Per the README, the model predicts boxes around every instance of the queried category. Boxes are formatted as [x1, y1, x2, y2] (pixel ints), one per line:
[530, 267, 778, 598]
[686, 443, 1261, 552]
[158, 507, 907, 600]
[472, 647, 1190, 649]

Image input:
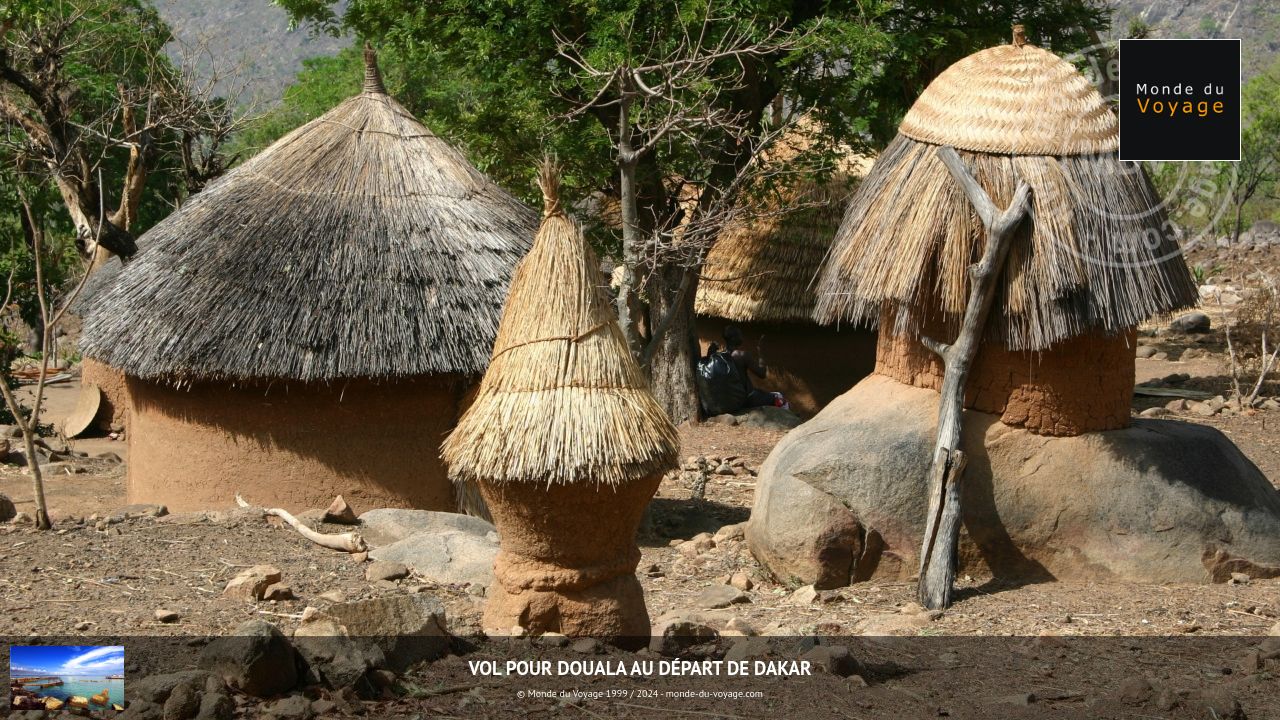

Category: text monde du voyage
[1133, 82, 1229, 118]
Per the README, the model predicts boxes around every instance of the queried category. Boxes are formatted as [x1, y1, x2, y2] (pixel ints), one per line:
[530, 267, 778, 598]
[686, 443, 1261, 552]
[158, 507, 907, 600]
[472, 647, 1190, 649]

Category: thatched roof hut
[693, 132, 876, 415]
[443, 165, 676, 642]
[443, 165, 678, 486]
[814, 40, 1197, 351]
[77, 47, 537, 512]
[813, 36, 1198, 436]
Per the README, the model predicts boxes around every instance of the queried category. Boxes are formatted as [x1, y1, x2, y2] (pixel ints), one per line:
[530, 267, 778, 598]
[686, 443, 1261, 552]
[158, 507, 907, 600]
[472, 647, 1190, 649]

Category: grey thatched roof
[80, 50, 536, 383]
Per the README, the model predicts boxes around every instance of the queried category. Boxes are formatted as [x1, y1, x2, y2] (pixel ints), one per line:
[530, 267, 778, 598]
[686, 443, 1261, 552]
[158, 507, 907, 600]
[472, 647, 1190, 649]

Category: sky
[9, 646, 125, 677]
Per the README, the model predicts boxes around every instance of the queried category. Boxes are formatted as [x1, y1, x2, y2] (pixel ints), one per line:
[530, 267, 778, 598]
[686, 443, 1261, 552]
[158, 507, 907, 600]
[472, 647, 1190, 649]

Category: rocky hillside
[154, 0, 349, 104]
[1113, 0, 1279, 76]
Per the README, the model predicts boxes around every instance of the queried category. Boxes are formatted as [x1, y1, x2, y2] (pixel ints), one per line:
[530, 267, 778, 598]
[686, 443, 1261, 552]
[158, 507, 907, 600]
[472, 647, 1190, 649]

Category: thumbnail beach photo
[9, 646, 125, 716]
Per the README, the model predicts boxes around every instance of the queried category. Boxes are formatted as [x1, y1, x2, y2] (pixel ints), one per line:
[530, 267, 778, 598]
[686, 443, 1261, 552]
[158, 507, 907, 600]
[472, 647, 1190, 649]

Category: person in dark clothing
[722, 325, 786, 409]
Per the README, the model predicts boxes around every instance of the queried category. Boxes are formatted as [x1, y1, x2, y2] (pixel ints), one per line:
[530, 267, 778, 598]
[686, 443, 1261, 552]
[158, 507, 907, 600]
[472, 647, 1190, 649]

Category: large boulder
[358, 509, 495, 547]
[747, 375, 1280, 587]
[198, 619, 298, 697]
[368, 530, 497, 588]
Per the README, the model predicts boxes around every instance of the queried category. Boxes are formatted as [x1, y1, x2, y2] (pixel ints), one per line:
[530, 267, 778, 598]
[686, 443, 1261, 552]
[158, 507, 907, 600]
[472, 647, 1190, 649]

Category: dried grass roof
[695, 128, 872, 324]
[79, 48, 536, 383]
[899, 43, 1118, 156]
[813, 42, 1197, 351]
[442, 165, 679, 486]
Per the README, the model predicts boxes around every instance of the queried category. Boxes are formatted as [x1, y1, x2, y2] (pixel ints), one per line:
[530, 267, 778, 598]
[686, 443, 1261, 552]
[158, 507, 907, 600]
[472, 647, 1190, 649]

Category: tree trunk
[917, 147, 1031, 610]
[646, 266, 700, 423]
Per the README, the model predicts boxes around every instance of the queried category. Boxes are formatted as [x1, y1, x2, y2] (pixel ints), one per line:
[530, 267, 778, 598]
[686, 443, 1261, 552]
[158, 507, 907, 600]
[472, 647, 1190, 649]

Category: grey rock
[155, 608, 181, 623]
[1169, 311, 1211, 334]
[737, 405, 803, 430]
[697, 584, 750, 609]
[357, 508, 494, 548]
[650, 615, 718, 656]
[369, 529, 496, 588]
[1135, 345, 1158, 359]
[196, 692, 234, 720]
[0, 492, 14, 522]
[747, 375, 1280, 588]
[293, 616, 384, 691]
[800, 644, 861, 677]
[263, 694, 315, 720]
[321, 593, 449, 672]
[199, 619, 298, 697]
[364, 561, 409, 583]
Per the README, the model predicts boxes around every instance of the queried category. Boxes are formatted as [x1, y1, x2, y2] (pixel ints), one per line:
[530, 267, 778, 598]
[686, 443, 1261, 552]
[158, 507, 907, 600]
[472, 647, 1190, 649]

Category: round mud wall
[696, 318, 876, 416]
[81, 358, 131, 432]
[875, 321, 1136, 436]
[126, 376, 466, 513]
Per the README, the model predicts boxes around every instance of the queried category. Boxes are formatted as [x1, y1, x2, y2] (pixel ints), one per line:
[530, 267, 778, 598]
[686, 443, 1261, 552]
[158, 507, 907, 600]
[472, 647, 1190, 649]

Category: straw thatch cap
[80, 48, 537, 382]
[442, 164, 679, 486]
[899, 39, 1117, 155]
[813, 34, 1197, 351]
[696, 126, 871, 324]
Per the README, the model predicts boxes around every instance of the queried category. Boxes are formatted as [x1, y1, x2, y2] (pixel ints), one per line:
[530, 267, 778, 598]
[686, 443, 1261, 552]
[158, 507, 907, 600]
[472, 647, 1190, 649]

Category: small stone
[697, 584, 750, 609]
[1152, 351, 1169, 360]
[365, 561, 410, 583]
[0, 493, 14, 522]
[1139, 407, 1171, 417]
[713, 523, 746, 543]
[708, 413, 738, 426]
[729, 572, 753, 591]
[997, 693, 1035, 706]
[801, 644, 861, 677]
[1135, 345, 1158, 359]
[723, 617, 756, 636]
[1229, 572, 1251, 584]
[11, 511, 32, 525]
[223, 565, 282, 601]
[571, 638, 603, 654]
[1262, 398, 1280, 411]
[311, 698, 338, 715]
[649, 615, 718, 656]
[1170, 311, 1211, 334]
[788, 585, 819, 605]
[676, 534, 716, 556]
[73, 621, 92, 631]
[155, 608, 181, 623]
[1165, 399, 1188, 412]
[317, 590, 346, 604]
[263, 583, 295, 601]
[264, 694, 315, 719]
[715, 462, 736, 476]
[323, 495, 358, 525]
[535, 632, 570, 648]
[1191, 401, 1218, 417]
[1113, 676, 1153, 705]
[351, 551, 368, 563]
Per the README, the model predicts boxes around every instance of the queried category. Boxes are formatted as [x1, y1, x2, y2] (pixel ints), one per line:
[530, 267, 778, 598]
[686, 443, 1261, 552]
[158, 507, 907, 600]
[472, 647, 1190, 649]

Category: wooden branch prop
[235, 493, 367, 553]
[917, 147, 1031, 610]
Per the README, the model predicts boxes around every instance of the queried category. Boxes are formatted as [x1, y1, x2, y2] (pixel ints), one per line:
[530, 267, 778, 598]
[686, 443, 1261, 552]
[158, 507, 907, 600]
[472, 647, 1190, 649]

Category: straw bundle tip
[537, 157, 563, 218]
[1012, 24, 1027, 48]
[362, 41, 386, 94]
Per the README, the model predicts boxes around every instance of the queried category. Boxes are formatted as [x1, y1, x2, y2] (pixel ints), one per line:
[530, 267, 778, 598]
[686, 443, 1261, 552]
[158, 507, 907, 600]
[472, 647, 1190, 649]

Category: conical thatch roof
[79, 47, 536, 382]
[442, 165, 679, 486]
[695, 129, 872, 324]
[814, 38, 1197, 351]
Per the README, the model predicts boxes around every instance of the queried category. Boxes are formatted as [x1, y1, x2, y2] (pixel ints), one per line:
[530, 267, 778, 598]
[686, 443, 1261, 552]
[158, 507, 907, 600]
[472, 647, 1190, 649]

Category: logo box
[1118, 38, 1241, 162]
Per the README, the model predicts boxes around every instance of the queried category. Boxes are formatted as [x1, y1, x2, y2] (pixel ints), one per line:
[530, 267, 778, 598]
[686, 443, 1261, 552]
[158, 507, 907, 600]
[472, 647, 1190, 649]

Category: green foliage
[269, 0, 1108, 208]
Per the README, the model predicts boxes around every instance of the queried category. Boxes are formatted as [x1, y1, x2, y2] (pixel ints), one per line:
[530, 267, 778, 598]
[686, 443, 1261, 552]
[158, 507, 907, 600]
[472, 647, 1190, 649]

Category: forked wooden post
[917, 146, 1031, 610]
